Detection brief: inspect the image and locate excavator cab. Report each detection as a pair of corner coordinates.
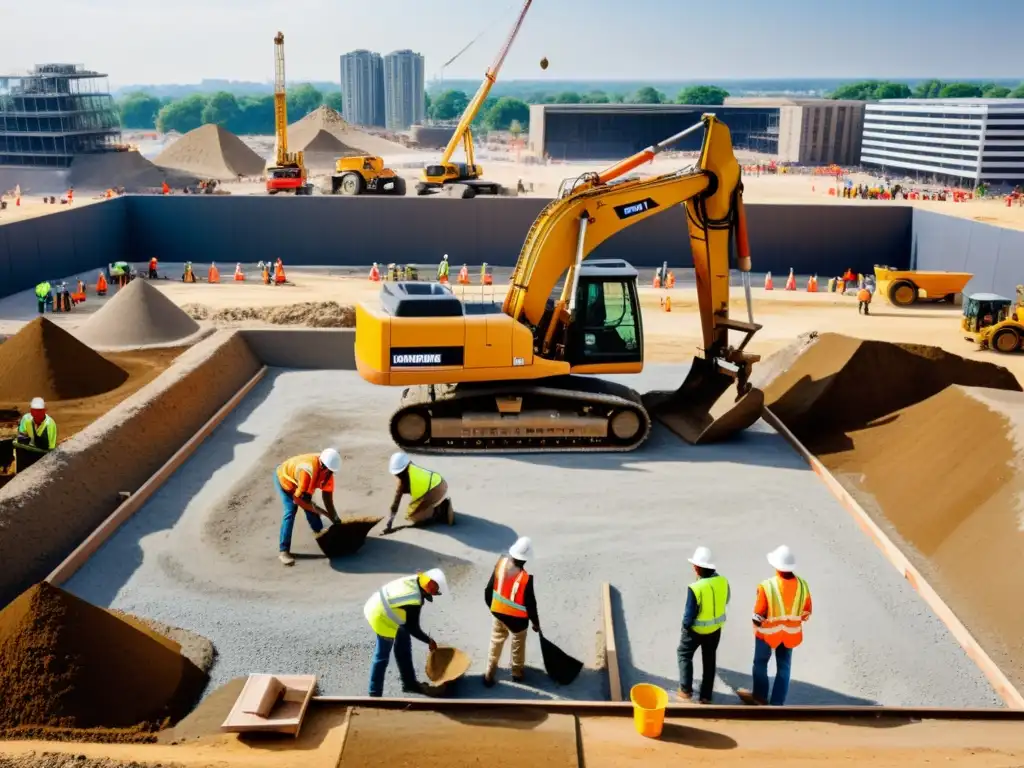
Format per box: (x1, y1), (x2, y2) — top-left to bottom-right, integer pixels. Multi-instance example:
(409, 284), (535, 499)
(564, 261), (642, 367)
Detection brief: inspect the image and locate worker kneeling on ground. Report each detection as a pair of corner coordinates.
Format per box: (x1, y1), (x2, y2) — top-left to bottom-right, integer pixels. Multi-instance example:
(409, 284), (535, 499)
(677, 546), (729, 704)
(274, 448), (342, 566)
(483, 536), (540, 687)
(384, 452), (454, 533)
(364, 568), (447, 697)
(15, 397), (57, 473)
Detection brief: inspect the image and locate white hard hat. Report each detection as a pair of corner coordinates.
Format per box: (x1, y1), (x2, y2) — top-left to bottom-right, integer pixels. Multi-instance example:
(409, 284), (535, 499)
(767, 545), (797, 573)
(319, 448), (342, 474)
(30, 397), (45, 410)
(443, 254), (448, 260)
(687, 546), (716, 570)
(389, 451), (411, 475)
(423, 567), (447, 595)
(508, 536), (533, 561)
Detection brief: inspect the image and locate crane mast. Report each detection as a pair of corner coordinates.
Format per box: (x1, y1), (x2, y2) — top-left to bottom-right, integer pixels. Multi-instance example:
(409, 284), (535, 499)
(273, 32), (292, 166)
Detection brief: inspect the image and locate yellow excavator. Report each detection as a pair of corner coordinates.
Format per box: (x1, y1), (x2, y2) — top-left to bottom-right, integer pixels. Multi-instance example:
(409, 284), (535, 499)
(356, 114), (764, 453)
(416, 0), (533, 198)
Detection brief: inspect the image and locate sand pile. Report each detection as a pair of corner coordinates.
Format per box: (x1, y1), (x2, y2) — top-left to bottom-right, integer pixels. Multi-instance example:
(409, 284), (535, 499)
(0, 582), (207, 737)
(315, 517), (382, 557)
(288, 106), (408, 158)
(0, 318), (128, 401)
(77, 280), (201, 349)
(154, 124), (266, 180)
(181, 301), (355, 328)
(69, 151), (195, 193)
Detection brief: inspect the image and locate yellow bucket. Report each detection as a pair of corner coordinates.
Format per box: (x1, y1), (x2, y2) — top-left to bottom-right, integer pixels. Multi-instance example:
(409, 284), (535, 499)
(630, 683), (668, 738)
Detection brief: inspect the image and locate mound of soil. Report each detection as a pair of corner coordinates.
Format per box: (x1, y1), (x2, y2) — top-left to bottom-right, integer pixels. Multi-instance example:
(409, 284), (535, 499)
(0, 582), (208, 734)
(77, 280), (200, 349)
(69, 151), (195, 193)
(315, 517), (382, 557)
(0, 753), (186, 768)
(180, 301), (355, 328)
(288, 106), (408, 158)
(154, 125), (266, 180)
(0, 318), (129, 401)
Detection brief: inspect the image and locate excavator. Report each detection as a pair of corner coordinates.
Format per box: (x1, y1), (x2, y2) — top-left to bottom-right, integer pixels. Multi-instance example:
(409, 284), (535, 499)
(355, 113), (764, 453)
(266, 32), (312, 195)
(416, 0), (533, 198)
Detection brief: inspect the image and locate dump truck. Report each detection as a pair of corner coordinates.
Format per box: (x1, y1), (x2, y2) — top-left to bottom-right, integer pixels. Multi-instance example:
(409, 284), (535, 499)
(331, 156), (406, 196)
(874, 265), (973, 307)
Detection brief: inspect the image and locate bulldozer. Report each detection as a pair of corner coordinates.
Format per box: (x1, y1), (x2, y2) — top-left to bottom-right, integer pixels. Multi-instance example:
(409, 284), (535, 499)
(963, 286), (1024, 353)
(331, 155), (406, 196)
(354, 114), (764, 453)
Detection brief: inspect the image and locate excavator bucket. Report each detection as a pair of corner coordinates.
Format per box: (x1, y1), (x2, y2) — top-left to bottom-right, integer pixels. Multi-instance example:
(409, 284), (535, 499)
(642, 357), (765, 445)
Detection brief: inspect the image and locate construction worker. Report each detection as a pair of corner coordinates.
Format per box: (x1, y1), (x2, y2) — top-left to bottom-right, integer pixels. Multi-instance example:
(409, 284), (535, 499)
(34, 281), (52, 314)
(15, 397), (57, 472)
(148, 257), (159, 279)
(274, 448), (343, 566)
(364, 568), (447, 697)
(483, 536), (539, 687)
(384, 452), (454, 533)
(183, 262), (196, 283)
(738, 545), (812, 706)
(857, 284), (872, 315)
(677, 546), (729, 704)
(437, 254), (450, 283)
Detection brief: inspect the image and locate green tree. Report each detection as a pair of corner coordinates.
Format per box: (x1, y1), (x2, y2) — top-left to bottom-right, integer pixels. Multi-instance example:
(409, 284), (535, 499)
(156, 94), (208, 133)
(630, 86), (664, 104)
(230, 95), (275, 135)
(429, 89), (469, 121)
(983, 85), (1011, 98)
(912, 79), (944, 98)
(509, 119), (524, 137)
(829, 80), (910, 100)
(873, 82), (912, 99)
(473, 96), (501, 128)
(423, 91), (431, 115)
(484, 96), (529, 130)
(201, 91), (240, 127)
(323, 91), (344, 113)
(938, 82), (983, 98)
(286, 83), (323, 118)
(119, 91), (162, 129)
(554, 91), (581, 104)
(676, 85), (729, 105)
(580, 91), (610, 104)
(1010, 83), (1024, 98)
(608, 92), (625, 103)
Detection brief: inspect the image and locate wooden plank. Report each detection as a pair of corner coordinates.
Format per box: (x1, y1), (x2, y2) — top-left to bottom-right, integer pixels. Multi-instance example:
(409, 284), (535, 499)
(763, 407), (1024, 711)
(221, 674), (317, 735)
(602, 582), (623, 702)
(46, 366), (267, 587)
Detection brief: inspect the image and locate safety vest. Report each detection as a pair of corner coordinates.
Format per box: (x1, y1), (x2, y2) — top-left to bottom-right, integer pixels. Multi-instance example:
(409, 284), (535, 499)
(437, 261), (449, 278)
(18, 413), (57, 452)
(364, 575), (423, 639)
(408, 463), (442, 501)
(35, 282), (51, 300)
(276, 453), (329, 495)
(757, 575), (810, 649)
(490, 557), (530, 618)
(689, 574), (728, 635)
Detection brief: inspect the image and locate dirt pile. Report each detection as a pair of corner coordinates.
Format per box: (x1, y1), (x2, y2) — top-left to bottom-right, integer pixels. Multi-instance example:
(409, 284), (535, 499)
(0, 318), (129, 401)
(69, 151), (195, 193)
(77, 280), (201, 349)
(0, 582), (208, 736)
(154, 125), (266, 180)
(180, 301), (355, 328)
(315, 517), (382, 557)
(0, 754), (185, 768)
(288, 106), (408, 158)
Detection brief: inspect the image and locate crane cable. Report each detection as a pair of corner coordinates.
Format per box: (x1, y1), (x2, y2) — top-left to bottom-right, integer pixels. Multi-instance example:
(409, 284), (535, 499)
(439, 2), (517, 73)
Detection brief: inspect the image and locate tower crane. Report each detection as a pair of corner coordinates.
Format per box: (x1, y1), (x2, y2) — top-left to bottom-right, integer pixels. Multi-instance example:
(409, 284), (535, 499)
(266, 32), (312, 195)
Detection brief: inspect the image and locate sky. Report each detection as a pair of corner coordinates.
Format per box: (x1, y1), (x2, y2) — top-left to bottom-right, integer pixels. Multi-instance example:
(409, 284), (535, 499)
(1, 0), (1022, 86)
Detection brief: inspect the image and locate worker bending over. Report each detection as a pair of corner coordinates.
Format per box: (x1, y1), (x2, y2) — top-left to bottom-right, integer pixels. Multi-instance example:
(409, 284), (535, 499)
(274, 448), (342, 566)
(857, 284), (872, 315)
(483, 536), (540, 687)
(148, 257), (159, 279)
(364, 568), (447, 697)
(738, 545), (812, 706)
(677, 546), (730, 704)
(15, 397), (57, 473)
(384, 452), (454, 532)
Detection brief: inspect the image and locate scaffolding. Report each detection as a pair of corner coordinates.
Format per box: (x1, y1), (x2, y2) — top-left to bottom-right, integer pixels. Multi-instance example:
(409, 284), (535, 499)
(0, 64), (122, 169)
(746, 112), (780, 156)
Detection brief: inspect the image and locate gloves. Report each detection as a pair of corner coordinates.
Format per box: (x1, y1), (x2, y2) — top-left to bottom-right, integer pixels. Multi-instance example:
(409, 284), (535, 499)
(428, 639), (438, 652)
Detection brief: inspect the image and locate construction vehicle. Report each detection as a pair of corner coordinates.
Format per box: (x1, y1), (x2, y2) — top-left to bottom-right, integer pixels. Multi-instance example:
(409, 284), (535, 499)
(355, 114), (764, 453)
(266, 32), (312, 196)
(963, 287), (1024, 353)
(874, 265), (973, 307)
(331, 155), (406, 196)
(416, 0), (533, 198)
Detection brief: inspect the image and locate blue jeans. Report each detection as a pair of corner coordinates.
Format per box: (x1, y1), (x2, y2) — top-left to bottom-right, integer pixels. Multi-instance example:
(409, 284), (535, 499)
(368, 628), (417, 697)
(275, 473), (323, 552)
(752, 636), (793, 705)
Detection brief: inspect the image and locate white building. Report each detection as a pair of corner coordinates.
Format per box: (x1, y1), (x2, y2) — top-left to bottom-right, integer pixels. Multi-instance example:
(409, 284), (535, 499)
(860, 99), (1024, 186)
(339, 50), (384, 127)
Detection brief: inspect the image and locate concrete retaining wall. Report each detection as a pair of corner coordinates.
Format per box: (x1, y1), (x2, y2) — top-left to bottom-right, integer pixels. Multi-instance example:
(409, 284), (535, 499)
(0, 330), (261, 607)
(239, 328), (355, 369)
(911, 209), (1024, 295)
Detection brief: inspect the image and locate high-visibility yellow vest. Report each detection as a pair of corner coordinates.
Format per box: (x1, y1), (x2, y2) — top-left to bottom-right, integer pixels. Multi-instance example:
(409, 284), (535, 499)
(18, 413), (57, 451)
(689, 574), (728, 635)
(437, 261), (449, 278)
(364, 575), (423, 639)
(408, 464), (442, 501)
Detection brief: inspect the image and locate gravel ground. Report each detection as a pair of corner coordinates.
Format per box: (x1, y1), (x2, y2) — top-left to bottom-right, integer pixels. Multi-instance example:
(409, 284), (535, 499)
(66, 368), (1002, 706)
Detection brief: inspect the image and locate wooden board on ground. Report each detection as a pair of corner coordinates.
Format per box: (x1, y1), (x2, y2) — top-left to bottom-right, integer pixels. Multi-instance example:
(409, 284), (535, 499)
(221, 674), (316, 736)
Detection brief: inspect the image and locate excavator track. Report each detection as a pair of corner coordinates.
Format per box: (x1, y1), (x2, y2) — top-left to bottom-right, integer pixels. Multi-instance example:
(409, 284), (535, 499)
(389, 376), (652, 454)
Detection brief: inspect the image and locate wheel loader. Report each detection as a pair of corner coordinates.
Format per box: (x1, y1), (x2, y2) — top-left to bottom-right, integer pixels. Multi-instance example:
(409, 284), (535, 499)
(331, 155), (406, 196)
(963, 286), (1024, 353)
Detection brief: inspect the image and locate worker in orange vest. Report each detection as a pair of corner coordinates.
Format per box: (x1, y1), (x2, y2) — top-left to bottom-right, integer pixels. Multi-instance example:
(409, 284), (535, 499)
(96, 272), (108, 296)
(738, 546), (812, 706)
(274, 258), (286, 285)
(161, 181), (170, 195)
(483, 536), (539, 687)
(208, 262), (220, 283)
(148, 257), (159, 279)
(857, 285), (872, 315)
(274, 448), (342, 567)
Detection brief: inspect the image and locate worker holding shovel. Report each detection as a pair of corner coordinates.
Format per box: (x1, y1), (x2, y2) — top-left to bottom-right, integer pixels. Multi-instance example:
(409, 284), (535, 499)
(483, 537), (540, 687)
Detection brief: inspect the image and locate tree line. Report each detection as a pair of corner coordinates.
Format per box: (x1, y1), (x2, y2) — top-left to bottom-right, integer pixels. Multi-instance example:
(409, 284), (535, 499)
(829, 79), (1024, 100)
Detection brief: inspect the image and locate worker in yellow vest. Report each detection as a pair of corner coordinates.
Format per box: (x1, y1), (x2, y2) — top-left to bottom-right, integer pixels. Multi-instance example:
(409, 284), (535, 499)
(364, 568), (448, 697)
(384, 452), (454, 533)
(677, 546), (729, 703)
(483, 536), (540, 687)
(14, 397), (58, 473)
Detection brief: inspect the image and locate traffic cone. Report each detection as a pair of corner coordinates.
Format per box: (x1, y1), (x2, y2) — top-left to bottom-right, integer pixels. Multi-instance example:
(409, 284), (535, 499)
(784, 268), (796, 291)
(96, 272), (107, 296)
(764, 271), (773, 290)
(663, 294), (672, 312)
(806, 275), (818, 292)
(665, 271), (675, 288)
(274, 259), (286, 285)
(369, 263), (381, 282)
(208, 263), (221, 283)
(234, 263), (245, 281)
(653, 274), (661, 288)
(458, 265), (470, 285)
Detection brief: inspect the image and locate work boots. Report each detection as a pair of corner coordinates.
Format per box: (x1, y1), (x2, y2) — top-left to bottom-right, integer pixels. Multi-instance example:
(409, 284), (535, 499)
(432, 499), (455, 526)
(279, 551), (295, 566)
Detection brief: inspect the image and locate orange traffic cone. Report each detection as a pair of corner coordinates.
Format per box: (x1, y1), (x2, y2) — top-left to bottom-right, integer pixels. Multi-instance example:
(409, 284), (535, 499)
(96, 272), (108, 296)
(653, 274), (661, 288)
(806, 275), (818, 292)
(262, 265), (271, 285)
(784, 268), (796, 291)
(764, 271), (774, 291)
(234, 263), (245, 281)
(665, 271), (675, 288)
(458, 265), (470, 285)
(369, 263), (381, 282)
(662, 294), (672, 312)
(274, 259), (286, 285)
(208, 263), (221, 283)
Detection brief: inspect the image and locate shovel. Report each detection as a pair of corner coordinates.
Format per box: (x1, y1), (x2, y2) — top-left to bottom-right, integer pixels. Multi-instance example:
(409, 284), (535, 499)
(539, 632), (583, 686)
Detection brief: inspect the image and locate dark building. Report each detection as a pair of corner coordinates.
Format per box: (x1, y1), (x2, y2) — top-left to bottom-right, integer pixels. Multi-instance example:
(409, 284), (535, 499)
(0, 64), (121, 169)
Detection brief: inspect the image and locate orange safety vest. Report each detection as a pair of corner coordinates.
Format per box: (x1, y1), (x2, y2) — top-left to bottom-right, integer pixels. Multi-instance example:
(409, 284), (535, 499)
(490, 556), (529, 619)
(755, 575), (811, 649)
(276, 453), (333, 496)
(857, 288), (871, 302)
(149, 258), (158, 270)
